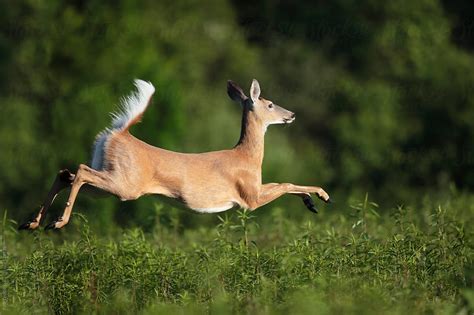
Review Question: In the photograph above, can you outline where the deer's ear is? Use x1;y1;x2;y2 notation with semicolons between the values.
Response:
250;79;261;102
227;80;248;103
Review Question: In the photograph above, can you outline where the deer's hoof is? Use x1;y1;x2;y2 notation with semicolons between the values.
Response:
44;222;58;230
303;195;318;214
18;220;39;230
326;197;333;204
45;219;63;230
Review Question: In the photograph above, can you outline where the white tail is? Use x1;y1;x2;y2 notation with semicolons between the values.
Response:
20;79;330;231
91;79;154;170
111;79;155;131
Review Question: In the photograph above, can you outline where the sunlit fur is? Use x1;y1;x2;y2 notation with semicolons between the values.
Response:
22;79;330;230
91;80;155;170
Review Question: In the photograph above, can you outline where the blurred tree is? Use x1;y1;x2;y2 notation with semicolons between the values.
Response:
0;0;267;228
1;0;474;231
232;0;474;200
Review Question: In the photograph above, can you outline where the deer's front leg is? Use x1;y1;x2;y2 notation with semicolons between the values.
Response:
250;183;330;212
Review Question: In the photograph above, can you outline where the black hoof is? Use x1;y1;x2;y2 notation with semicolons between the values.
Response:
44;221;59;230
18;221;36;230
327;198;333;204
303;195;318;214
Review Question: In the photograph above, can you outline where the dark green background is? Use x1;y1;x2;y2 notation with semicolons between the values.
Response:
1;0;473;230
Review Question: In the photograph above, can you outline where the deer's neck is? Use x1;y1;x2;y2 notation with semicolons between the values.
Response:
235;109;265;166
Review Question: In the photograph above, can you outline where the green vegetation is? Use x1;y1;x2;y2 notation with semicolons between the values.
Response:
2;0;474;221
1;194;473;314
1;0;474;313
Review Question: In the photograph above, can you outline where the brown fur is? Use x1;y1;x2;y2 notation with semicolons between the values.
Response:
20;79;330;230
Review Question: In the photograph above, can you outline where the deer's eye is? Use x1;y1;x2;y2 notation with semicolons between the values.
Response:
268;103;274;109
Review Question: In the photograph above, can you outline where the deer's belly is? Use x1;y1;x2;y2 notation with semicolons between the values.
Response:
190;201;240;213
155;195;241;214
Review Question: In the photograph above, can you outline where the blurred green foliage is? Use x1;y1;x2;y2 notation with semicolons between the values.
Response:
1;194;473;314
0;0;473;226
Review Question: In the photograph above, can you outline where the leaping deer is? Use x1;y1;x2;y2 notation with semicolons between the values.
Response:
19;79;330;230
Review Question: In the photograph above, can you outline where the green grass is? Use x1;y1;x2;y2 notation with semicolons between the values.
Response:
1;195;473;314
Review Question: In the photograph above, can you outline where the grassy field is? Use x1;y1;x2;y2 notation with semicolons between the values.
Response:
1;194;473;314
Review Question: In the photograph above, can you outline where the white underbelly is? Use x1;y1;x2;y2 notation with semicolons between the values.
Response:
192;201;240;214
155;195;240;214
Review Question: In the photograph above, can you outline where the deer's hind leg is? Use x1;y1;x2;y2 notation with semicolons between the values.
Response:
19;169;75;230
45;164;123;230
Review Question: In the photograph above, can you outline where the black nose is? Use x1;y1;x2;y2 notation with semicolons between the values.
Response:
291;113;296;119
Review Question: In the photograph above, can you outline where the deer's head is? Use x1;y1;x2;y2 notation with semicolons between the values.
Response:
227;79;295;127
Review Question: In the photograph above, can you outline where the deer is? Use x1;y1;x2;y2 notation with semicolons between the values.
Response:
19;79;331;230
